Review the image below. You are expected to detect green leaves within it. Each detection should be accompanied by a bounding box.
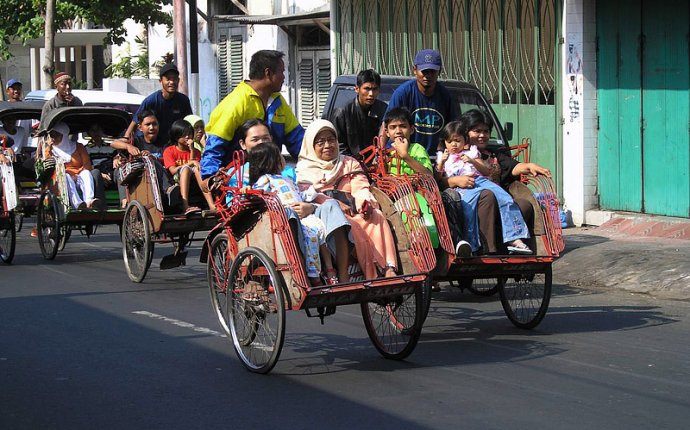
[0,0,173,60]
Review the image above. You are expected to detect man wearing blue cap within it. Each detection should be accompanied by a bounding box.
[5,79,24,102]
[383,49,459,153]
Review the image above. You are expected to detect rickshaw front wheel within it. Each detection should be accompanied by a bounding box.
[37,191,61,260]
[361,279,424,360]
[0,213,16,264]
[499,266,552,329]
[207,232,232,337]
[226,247,286,374]
[122,200,153,283]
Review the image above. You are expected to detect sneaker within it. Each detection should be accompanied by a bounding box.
[455,240,472,258]
[76,202,87,210]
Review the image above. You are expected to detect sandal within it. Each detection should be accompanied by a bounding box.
[322,268,339,286]
[507,240,532,254]
[184,206,202,216]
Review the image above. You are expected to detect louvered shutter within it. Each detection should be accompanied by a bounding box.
[217,31,244,100]
[316,59,331,119]
[298,58,315,127]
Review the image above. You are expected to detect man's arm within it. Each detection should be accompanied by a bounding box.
[200,134,230,179]
[124,121,137,139]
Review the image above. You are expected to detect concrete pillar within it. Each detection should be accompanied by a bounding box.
[30,47,40,91]
[86,44,94,89]
[75,46,83,84]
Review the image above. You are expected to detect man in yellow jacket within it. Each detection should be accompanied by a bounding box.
[201,50,304,179]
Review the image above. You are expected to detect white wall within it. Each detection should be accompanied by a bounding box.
[561,0,597,226]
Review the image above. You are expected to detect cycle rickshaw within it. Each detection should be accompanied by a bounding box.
[361,135,564,330]
[0,101,44,237]
[120,155,218,283]
[202,154,431,373]
[35,106,131,260]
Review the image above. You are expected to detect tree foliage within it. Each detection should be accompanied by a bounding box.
[0,0,172,60]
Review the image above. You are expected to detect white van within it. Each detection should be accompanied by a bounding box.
[25,89,144,115]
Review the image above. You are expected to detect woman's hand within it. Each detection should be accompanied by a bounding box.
[525,163,551,177]
[290,202,316,219]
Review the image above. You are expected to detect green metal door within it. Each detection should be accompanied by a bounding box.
[641,0,689,216]
[597,0,689,217]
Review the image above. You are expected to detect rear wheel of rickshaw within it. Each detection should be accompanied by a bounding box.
[207,233,232,337]
[122,200,153,283]
[459,278,503,297]
[14,211,23,233]
[499,266,552,329]
[58,226,71,251]
[37,191,61,260]
[226,247,286,374]
[0,213,16,264]
[361,279,424,360]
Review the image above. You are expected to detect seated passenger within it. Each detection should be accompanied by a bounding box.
[0,118,33,181]
[112,110,174,209]
[163,119,215,215]
[43,122,102,210]
[247,143,337,286]
[296,119,397,279]
[382,107,433,176]
[438,120,531,254]
[184,115,206,154]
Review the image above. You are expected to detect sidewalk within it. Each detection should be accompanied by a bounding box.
[554,219,690,301]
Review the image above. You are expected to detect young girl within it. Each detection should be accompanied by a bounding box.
[163,119,216,215]
[43,122,101,210]
[247,143,338,286]
[437,121,531,254]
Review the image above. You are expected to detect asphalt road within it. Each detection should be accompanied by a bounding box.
[1,224,689,430]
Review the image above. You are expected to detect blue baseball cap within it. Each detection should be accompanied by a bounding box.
[6,79,22,89]
[414,49,442,71]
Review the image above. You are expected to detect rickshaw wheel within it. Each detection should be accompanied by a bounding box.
[227,247,286,374]
[58,226,71,251]
[37,191,61,260]
[499,266,552,329]
[361,279,424,360]
[0,213,16,264]
[461,278,503,297]
[207,233,232,337]
[122,200,153,283]
[14,211,23,233]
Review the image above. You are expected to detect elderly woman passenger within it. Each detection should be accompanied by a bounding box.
[296,119,397,279]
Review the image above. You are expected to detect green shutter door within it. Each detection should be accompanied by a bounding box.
[641,0,689,216]
[598,0,689,217]
[597,0,643,212]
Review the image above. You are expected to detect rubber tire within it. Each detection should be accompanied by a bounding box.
[461,278,503,297]
[14,211,23,233]
[122,200,153,283]
[0,213,16,264]
[226,247,286,374]
[207,233,232,336]
[499,266,552,329]
[58,226,71,251]
[361,279,424,360]
[37,191,60,260]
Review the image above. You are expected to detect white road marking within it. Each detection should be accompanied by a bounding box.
[132,310,226,338]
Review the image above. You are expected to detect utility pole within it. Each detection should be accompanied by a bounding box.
[43,0,56,89]
[173,0,189,95]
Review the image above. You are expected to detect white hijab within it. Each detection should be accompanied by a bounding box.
[49,122,76,162]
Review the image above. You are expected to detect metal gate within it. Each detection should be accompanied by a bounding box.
[333,0,562,186]
[597,0,689,217]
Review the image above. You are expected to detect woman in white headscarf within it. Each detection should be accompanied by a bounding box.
[43,122,101,210]
[296,119,397,279]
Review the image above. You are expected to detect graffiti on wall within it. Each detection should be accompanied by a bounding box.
[566,37,584,124]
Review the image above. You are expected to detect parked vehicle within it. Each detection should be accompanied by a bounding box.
[25,89,144,115]
[321,74,514,149]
